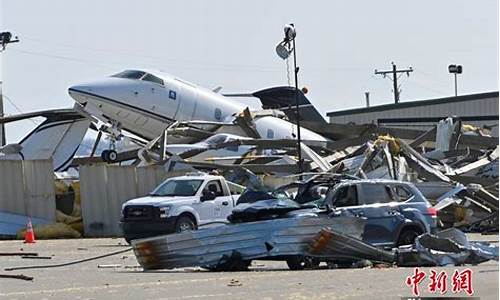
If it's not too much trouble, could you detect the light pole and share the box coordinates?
[448,64,462,97]
[0,31,20,146]
[275,23,302,174]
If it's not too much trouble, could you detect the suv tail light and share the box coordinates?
[427,207,437,217]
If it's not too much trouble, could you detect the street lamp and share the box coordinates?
[275,23,303,174]
[0,31,20,146]
[448,64,462,97]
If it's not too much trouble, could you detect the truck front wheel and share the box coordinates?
[175,216,196,233]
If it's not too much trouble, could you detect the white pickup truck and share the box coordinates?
[120,173,244,242]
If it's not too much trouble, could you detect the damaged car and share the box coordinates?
[323,179,438,247]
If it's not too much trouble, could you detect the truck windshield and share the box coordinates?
[150,179,204,197]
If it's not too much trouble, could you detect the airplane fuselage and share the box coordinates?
[68,69,327,143]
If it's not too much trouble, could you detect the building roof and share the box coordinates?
[326,91,499,117]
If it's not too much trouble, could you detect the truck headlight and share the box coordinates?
[159,206,171,218]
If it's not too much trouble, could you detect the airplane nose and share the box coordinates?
[68,84,92,104]
[68,84,93,94]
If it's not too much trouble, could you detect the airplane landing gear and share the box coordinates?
[101,149,118,163]
[98,120,122,163]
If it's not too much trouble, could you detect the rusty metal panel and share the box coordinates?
[132,216,365,270]
[0,160,24,215]
[22,159,56,221]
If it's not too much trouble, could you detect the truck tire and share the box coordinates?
[175,216,196,233]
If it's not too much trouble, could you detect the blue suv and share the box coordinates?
[323,179,438,247]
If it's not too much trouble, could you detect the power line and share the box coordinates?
[2,94,39,125]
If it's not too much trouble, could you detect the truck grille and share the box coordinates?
[123,205,158,221]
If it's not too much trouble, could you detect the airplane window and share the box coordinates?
[111,70,146,80]
[267,129,274,139]
[142,73,164,85]
[214,108,222,121]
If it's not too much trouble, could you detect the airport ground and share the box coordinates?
[0,234,498,300]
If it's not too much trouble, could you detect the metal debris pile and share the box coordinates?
[166,117,498,233]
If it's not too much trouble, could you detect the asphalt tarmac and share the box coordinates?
[0,235,498,300]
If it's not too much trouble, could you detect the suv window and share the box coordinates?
[394,185,414,202]
[361,183,395,204]
[332,185,359,207]
[204,180,224,197]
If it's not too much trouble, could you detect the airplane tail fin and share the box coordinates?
[251,86,326,124]
[0,109,90,171]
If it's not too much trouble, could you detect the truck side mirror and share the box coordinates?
[201,190,216,201]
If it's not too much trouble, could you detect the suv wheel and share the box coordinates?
[286,256,320,270]
[175,216,196,233]
[397,229,420,246]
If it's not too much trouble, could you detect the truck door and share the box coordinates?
[195,181,216,224]
[203,179,233,222]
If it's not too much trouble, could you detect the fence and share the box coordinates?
[79,164,185,237]
[0,159,56,221]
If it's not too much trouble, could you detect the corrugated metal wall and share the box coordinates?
[80,165,185,237]
[0,159,55,221]
[329,96,499,136]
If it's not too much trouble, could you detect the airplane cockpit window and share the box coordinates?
[111,70,146,80]
[142,73,165,85]
[112,70,165,86]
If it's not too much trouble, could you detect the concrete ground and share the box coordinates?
[0,235,498,300]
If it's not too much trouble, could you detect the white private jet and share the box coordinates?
[67,69,328,162]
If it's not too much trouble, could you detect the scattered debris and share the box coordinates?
[227,279,243,287]
[21,256,52,260]
[97,264,122,268]
[308,228,396,264]
[5,248,132,271]
[132,216,365,271]
[0,252,38,257]
[0,274,34,281]
[396,228,499,267]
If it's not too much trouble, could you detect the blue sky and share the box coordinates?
[1,0,498,142]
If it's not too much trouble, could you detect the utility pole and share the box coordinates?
[374,62,413,104]
[0,31,20,146]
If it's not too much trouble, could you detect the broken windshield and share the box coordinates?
[150,179,203,197]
